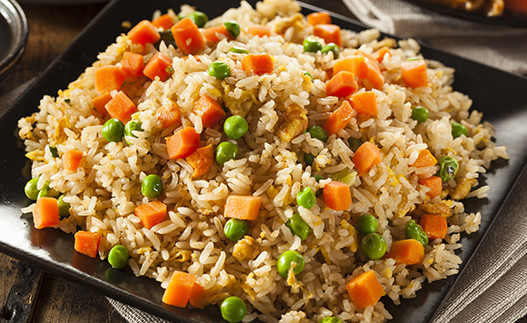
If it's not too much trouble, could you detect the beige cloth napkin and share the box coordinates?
[343,0,527,74]
[341,1,527,321]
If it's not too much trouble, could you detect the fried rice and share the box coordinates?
[17,0,509,322]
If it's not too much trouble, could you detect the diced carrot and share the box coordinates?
[363,56,385,89]
[349,91,378,116]
[194,95,226,128]
[386,239,425,265]
[333,56,367,79]
[92,93,112,116]
[411,149,437,167]
[323,100,354,136]
[241,54,274,75]
[189,282,206,308]
[346,270,384,310]
[307,12,332,26]
[224,195,262,220]
[325,71,358,98]
[419,214,448,240]
[121,52,144,78]
[323,181,352,211]
[95,66,125,95]
[313,24,341,47]
[63,149,84,172]
[186,144,214,178]
[401,60,428,88]
[32,197,60,229]
[74,231,101,258]
[375,47,391,63]
[157,99,181,128]
[162,272,196,308]
[143,52,173,81]
[134,200,167,229]
[418,175,442,199]
[152,13,175,30]
[105,91,137,123]
[202,25,232,43]
[127,20,161,45]
[171,17,206,55]
[352,142,382,176]
[166,127,201,159]
[247,25,271,37]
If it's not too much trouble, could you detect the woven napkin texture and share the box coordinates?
[343,0,527,74]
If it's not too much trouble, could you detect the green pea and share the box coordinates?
[405,219,428,248]
[224,218,248,241]
[49,146,59,158]
[285,213,312,241]
[319,317,343,323]
[308,125,328,142]
[189,11,208,28]
[37,181,50,199]
[411,106,429,123]
[451,121,467,138]
[304,153,316,166]
[24,178,39,200]
[303,37,322,53]
[141,174,163,198]
[296,187,316,209]
[108,245,130,269]
[228,46,249,54]
[348,137,362,152]
[223,115,248,140]
[58,195,71,218]
[277,250,305,278]
[124,120,143,143]
[304,71,313,82]
[224,21,240,38]
[357,213,378,235]
[102,118,125,143]
[220,296,246,323]
[321,43,339,58]
[438,156,459,181]
[360,233,387,260]
[155,30,176,49]
[216,142,239,166]
[208,61,231,80]
[313,174,324,182]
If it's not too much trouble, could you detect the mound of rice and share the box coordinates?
[17,0,508,322]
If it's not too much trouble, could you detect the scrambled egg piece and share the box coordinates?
[276,103,308,142]
[233,236,259,261]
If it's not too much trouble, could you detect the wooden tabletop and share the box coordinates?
[0,1,353,322]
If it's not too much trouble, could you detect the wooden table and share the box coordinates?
[0,1,353,322]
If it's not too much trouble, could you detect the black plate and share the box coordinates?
[401,0,527,28]
[1,0,527,322]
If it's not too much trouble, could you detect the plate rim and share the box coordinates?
[1,0,527,322]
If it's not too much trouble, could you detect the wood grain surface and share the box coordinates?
[0,1,352,322]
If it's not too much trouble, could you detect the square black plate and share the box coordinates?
[1,0,527,322]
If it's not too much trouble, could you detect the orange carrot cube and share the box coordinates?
[224,195,262,220]
[33,197,60,229]
[105,91,137,123]
[127,20,161,45]
[323,181,352,211]
[166,127,201,159]
[74,231,101,258]
[143,52,173,81]
[346,271,384,310]
[135,200,167,229]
